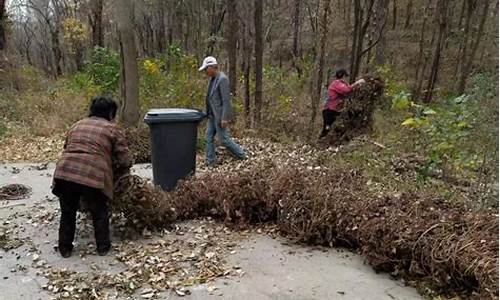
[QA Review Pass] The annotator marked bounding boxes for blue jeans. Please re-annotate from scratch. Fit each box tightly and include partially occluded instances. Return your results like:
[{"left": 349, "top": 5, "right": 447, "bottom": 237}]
[{"left": 205, "top": 118, "right": 246, "bottom": 164}]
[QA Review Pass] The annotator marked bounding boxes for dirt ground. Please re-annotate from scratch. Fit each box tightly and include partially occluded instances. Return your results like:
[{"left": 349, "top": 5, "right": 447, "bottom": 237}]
[{"left": 0, "top": 163, "right": 422, "bottom": 300}]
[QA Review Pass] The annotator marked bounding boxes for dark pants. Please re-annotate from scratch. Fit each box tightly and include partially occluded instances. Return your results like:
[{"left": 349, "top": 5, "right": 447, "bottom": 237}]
[
  {"left": 53, "top": 179, "right": 110, "bottom": 253},
  {"left": 320, "top": 109, "right": 340, "bottom": 138}
]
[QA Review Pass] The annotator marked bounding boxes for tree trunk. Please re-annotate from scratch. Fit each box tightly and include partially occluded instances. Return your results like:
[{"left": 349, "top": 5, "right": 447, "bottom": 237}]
[
  {"left": 309, "top": 0, "right": 331, "bottom": 136},
  {"left": 374, "top": 0, "right": 389, "bottom": 65},
  {"left": 241, "top": 21, "right": 252, "bottom": 127},
  {"left": 207, "top": 3, "right": 226, "bottom": 55},
  {"left": 412, "top": 0, "right": 432, "bottom": 99},
  {"left": 253, "top": 0, "right": 263, "bottom": 128},
  {"left": 156, "top": 0, "right": 166, "bottom": 53},
  {"left": 454, "top": 0, "right": 473, "bottom": 88},
  {"left": 117, "top": 0, "right": 140, "bottom": 126},
  {"left": 391, "top": 0, "right": 397, "bottom": 29},
  {"left": 457, "top": 0, "right": 490, "bottom": 94},
  {"left": 350, "top": 0, "right": 361, "bottom": 78},
  {"left": 291, "top": 0, "right": 302, "bottom": 75},
  {"left": 0, "top": 0, "right": 6, "bottom": 50},
  {"left": 51, "top": 28, "right": 63, "bottom": 77},
  {"left": 351, "top": 0, "right": 375, "bottom": 80},
  {"left": 404, "top": 0, "right": 413, "bottom": 28},
  {"left": 457, "top": 0, "right": 467, "bottom": 29},
  {"left": 345, "top": 0, "right": 351, "bottom": 50},
  {"left": 424, "top": 0, "right": 450, "bottom": 103},
  {"left": 90, "top": 0, "right": 104, "bottom": 47},
  {"left": 75, "top": 43, "right": 84, "bottom": 71},
  {"left": 227, "top": 0, "right": 238, "bottom": 96}
]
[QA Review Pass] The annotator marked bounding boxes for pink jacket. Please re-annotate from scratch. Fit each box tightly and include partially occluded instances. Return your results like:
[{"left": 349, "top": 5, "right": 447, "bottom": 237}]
[{"left": 324, "top": 79, "right": 353, "bottom": 111}]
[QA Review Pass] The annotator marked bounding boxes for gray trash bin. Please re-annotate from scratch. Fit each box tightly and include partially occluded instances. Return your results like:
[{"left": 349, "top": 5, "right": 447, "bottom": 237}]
[{"left": 144, "top": 108, "right": 205, "bottom": 190}]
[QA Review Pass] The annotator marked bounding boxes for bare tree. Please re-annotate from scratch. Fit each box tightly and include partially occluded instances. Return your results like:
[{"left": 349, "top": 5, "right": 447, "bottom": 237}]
[
  {"left": 117, "top": 0, "right": 140, "bottom": 126},
  {"left": 241, "top": 14, "right": 252, "bottom": 127},
  {"left": 457, "top": 0, "right": 490, "bottom": 94},
  {"left": 349, "top": 0, "right": 375, "bottom": 80},
  {"left": 309, "top": 0, "right": 331, "bottom": 135},
  {"left": 155, "top": 0, "right": 166, "bottom": 53},
  {"left": 253, "top": 0, "right": 263, "bottom": 127},
  {"left": 404, "top": 0, "right": 413, "bottom": 28},
  {"left": 0, "top": 0, "right": 6, "bottom": 50},
  {"left": 374, "top": 0, "right": 389, "bottom": 65},
  {"left": 226, "top": 0, "right": 238, "bottom": 96},
  {"left": 391, "top": 0, "right": 397, "bottom": 29},
  {"left": 291, "top": 0, "right": 301, "bottom": 75},
  {"left": 26, "top": 0, "right": 64, "bottom": 77},
  {"left": 412, "top": 0, "right": 433, "bottom": 100},
  {"left": 424, "top": 0, "right": 450, "bottom": 103},
  {"left": 206, "top": 1, "right": 225, "bottom": 55},
  {"left": 88, "top": 0, "right": 104, "bottom": 47}
]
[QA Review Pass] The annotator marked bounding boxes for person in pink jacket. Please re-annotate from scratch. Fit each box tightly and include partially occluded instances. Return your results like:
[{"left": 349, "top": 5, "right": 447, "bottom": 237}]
[{"left": 319, "top": 68, "right": 365, "bottom": 138}]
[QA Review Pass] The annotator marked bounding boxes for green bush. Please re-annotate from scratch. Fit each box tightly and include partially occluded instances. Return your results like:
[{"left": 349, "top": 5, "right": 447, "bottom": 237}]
[
  {"left": 139, "top": 52, "right": 205, "bottom": 112},
  {"left": 85, "top": 47, "right": 120, "bottom": 94}
]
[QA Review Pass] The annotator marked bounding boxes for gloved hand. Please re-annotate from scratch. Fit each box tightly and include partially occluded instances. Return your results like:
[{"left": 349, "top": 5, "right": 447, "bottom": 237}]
[{"left": 354, "top": 78, "right": 366, "bottom": 86}]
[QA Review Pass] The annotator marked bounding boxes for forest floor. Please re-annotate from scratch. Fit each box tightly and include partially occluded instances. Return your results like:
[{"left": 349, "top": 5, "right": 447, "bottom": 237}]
[{"left": 0, "top": 163, "right": 423, "bottom": 300}]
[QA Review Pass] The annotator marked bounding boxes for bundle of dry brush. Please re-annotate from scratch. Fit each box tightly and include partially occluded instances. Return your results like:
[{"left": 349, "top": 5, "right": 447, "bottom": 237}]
[
  {"left": 323, "top": 75, "right": 385, "bottom": 146},
  {"left": 112, "top": 164, "right": 498, "bottom": 299},
  {"left": 123, "top": 126, "right": 150, "bottom": 163}
]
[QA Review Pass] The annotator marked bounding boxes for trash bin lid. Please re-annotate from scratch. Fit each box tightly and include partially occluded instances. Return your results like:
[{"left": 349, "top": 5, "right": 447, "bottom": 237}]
[{"left": 144, "top": 108, "right": 206, "bottom": 124}]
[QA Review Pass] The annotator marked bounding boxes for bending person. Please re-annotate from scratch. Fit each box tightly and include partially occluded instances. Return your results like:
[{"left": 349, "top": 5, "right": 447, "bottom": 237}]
[
  {"left": 52, "top": 96, "right": 132, "bottom": 257},
  {"left": 320, "top": 68, "right": 365, "bottom": 138}
]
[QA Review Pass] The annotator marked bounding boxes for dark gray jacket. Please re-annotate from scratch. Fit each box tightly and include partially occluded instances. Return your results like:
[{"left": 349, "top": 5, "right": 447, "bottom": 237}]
[{"left": 206, "top": 71, "right": 234, "bottom": 124}]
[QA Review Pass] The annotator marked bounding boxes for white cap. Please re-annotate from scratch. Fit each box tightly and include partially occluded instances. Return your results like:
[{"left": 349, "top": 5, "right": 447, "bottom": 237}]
[{"left": 198, "top": 56, "right": 218, "bottom": 71}]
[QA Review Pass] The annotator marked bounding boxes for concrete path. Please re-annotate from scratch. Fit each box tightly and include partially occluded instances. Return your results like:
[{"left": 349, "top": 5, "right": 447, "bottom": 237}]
[{"left": 0, "top": 163, "right": 423, "bottom": 300}]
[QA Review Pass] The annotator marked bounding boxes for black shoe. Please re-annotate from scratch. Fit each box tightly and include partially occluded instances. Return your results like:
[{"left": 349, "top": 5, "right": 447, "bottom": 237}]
[
  {"left": 97, "top": 246, "right": 110, "bottom": 256},
  {"left": 60, "top": 249, "right": 72, "bottom": 258}
]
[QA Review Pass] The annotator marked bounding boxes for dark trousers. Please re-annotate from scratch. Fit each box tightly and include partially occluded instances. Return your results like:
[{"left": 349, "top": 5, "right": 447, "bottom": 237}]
[
  {"left": 320, "top": 109, "right": 340, "bottom": 138},
  {"left": 53, "top": 179, "right": 110, "bottom": 252}
]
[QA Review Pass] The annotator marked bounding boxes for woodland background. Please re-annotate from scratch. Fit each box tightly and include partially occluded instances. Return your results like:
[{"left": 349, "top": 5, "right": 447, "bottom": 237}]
[{"left": 0, "top": 0, "right": 498, "bottom": 207}]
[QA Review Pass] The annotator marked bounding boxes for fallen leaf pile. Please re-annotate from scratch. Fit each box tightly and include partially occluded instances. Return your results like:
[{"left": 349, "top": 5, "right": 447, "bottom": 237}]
[
  {"left": 0, "top": 134, "right": 65, "bottom": 162},
  {"left": 197, "top": 136, "right": 330, "bottom": 173},
  {"left": 0, "top": 225, "right": 25, "bottom": 251},
  {"left": 26, "top": 219, "right": 245, "bottom": 299}
]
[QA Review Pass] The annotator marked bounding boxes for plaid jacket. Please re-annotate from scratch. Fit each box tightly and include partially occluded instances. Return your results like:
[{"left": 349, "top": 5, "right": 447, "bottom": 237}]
[{"left": 53, "top": 117, "right": 133, "bottom": 199}]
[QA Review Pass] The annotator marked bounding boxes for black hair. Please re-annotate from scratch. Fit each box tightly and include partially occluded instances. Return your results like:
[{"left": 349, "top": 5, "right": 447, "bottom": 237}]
[
  {"left": 335, "top": 68, "right": 349, "bottom": 79},
  {"left": 89, "top": 96, "right": 118, "bottom": 121}
]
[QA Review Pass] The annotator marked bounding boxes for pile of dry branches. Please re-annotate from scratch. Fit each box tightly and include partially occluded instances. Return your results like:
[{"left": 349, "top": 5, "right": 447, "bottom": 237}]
[
  {"left": 123, "top": 126, "right": 150, "bottom": 164},
  {"left": 323, "top": 75, "right": 385, "bottom": 146},
  {"left": 112, "top": 164, "right": 498, "bottom": 298}
]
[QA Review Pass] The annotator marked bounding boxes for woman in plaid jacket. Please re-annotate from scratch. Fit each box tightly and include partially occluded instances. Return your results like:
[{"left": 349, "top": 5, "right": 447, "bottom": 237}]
[{"left": 52, "top": 96, "right": 133, "bottom": 257}]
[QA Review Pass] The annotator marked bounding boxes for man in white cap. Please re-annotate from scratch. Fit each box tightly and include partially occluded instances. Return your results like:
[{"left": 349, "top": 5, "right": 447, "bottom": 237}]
[{"left": 199, "top": 56, "right": 246, "bottom": 166}]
